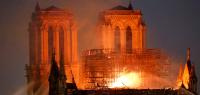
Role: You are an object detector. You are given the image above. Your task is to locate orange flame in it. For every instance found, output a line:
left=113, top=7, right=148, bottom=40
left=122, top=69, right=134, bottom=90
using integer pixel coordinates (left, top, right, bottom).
left=182, top=64, right=190, bottom=89
left=110, top=72, right=141, bottom=88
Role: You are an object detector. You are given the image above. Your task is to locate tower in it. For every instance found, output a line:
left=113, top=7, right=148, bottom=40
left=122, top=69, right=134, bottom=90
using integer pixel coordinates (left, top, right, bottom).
left=98, top=2, right=146, bottom=53
left=26, top=3, right=78, bottom=95
left=186, top=48, right=198, bottom=94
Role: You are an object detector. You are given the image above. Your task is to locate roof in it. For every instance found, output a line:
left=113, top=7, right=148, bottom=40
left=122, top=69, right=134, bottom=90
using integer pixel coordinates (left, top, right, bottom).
left=43, top=5, right=64, bottom=11
left=110, top=5, right=130, bottom=10
left=110, top=3, right=133, bottom=10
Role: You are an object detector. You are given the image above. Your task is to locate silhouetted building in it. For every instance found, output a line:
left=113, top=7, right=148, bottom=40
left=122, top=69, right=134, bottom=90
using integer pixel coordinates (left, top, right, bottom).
left=177, top=48, right=198, bottom=95
left=49, top=53, right=67, bottom=95
left=48, top=52, right=78, bottom=95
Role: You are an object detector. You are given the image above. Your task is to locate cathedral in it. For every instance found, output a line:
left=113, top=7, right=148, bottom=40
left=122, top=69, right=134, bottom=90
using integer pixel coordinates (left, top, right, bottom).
left=26, top=2, right=198, bottom=95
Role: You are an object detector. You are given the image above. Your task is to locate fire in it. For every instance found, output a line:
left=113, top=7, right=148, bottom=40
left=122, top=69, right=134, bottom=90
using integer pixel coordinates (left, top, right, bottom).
left=110, top=72, right=141, bottom=88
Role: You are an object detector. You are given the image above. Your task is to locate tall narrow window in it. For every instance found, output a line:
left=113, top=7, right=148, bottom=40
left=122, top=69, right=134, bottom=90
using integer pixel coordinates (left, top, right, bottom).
left=126, top=26, right=132, bottom=53
left=114, top=26, right=120, bottom=52
left=48, top=26, right=54, bottom=62
left=59, top=27, right=64, bottom=55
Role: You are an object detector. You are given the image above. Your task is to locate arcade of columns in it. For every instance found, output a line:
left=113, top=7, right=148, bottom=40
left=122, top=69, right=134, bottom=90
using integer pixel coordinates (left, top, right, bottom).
left=99, top=10, right=146, bottom=52
left=27, top=6, right=78, bottom=94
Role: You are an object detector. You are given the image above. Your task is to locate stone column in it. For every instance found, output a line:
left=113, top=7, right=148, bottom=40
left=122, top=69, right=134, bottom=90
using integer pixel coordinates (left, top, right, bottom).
left=71, top=22, right=78, bottom=64
left=54, top=25, right=60, bottom=63
left=40, top=24, right=48, bottom=65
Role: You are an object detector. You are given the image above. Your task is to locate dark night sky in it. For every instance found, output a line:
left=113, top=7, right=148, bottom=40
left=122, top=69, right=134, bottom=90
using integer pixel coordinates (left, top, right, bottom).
left=0, top=0, right=200, bottom=95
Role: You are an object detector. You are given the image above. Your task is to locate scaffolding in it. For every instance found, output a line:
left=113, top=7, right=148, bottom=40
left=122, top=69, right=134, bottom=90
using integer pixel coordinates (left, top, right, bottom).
left=81, top=49, right=171, bottom=90
left=81, top=49, right=118, bottom=89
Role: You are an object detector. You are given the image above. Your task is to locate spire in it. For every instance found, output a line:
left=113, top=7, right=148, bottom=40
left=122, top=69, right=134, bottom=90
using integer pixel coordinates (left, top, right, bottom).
left=49, top=50, right=59, bottom=81
left=35, top=1, right=40, bottom=11
left=48, top=52, right=59, bottom=95
left=56, top=52, right=67, bottom=95
left=49, top=51, right=67, bottom=95
left=128, top=0, right=133, bottom=10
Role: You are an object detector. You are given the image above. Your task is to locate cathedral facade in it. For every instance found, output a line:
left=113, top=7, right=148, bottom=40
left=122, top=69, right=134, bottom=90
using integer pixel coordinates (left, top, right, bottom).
left=26, top=2, right=198, bottom=95
left=26, top=3, right=78, bottom=95
left=81, top=3, right=170, bottom=90
left=98, top=3, right=146, bottom=52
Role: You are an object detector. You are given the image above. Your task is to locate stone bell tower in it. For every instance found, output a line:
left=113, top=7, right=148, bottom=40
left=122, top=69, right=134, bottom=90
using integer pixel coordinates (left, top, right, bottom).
left=26, top=3, right=78, bottom=95
left=98, top=3, right=146, bottom=52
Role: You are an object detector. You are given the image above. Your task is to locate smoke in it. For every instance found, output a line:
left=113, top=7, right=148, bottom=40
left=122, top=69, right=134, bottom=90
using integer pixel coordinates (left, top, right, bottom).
left=12, top=85, right=27, bottom=95
left=59, top=0, right=128, bottom=53
left=12, top=81, right=49, bottom=95
left=12, top=82, right=33, bottom=95
left=37, top=0, right=131, bottom=63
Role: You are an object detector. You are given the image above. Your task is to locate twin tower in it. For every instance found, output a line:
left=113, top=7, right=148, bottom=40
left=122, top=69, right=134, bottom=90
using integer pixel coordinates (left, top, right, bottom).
left=26, top=2, right=146, bottom=95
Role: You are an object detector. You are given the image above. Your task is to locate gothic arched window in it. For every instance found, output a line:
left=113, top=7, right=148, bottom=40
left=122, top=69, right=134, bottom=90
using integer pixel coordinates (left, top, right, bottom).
left=114, top=26, right=120, bottom=52
left=48, top=26, right=54, bottom=61
left=59, top=26, right=64, bottom=54
left=126, top=26, right=132, bottom=53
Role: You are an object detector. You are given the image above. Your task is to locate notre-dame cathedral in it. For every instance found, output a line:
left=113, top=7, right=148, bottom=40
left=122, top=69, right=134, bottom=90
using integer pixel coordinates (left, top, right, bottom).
left=26, top=2, right=197, bottom=95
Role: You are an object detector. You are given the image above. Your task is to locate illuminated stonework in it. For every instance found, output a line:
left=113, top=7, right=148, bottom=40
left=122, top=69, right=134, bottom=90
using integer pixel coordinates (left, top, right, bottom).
left=26, top=3, right=78, bottom=95
left=26, top=2, right=198, bottom=95
left=98, top=5, right=146, bottom=52
left=81, top=4, right=172, bottom=90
